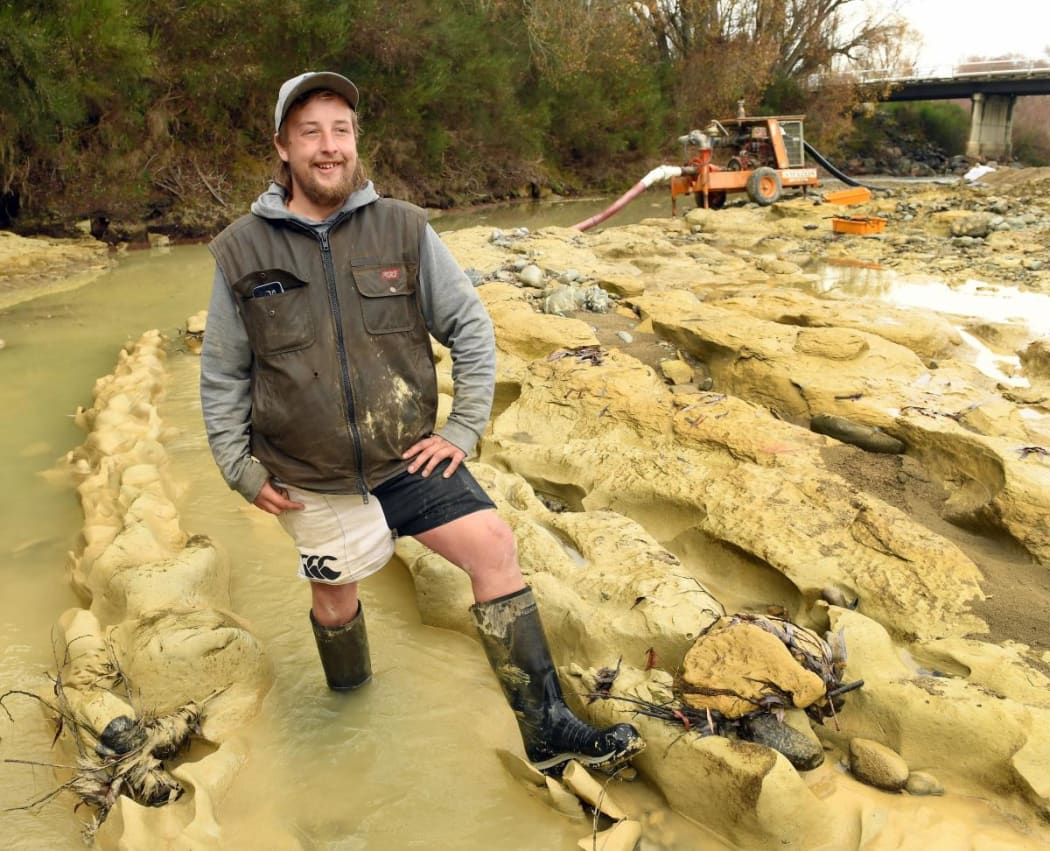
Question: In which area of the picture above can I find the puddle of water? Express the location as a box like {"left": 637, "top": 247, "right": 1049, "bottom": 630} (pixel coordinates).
{"left": 954, "top": 328, "right": 1027, "bottom": 387}
{"left": 813, "top": 265, "right": 1050, "bottom": 339}
{"left": 805, "top": 265, "right": 1049, "bottom": 386}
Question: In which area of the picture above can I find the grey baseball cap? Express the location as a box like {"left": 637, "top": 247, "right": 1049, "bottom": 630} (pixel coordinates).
{"left": 274, "top": 72, "right": 359, "bottom": 131}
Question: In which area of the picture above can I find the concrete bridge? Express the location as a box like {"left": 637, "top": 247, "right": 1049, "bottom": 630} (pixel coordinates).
{"left": 851, "top": 60, "right": 1050, "bottom": 160}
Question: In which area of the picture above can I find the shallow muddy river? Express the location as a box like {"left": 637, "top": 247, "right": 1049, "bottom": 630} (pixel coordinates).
{"left": 1, "top": 196, "right": 1045, "bottom": 849}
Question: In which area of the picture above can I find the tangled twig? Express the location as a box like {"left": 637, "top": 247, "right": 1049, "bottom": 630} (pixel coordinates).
{"left": 2, "top": 650, "right": 227, "bottom": 841}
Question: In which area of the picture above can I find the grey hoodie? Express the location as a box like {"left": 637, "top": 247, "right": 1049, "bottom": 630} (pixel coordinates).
{"left": 199, "top": 181, "right": 495, "bottom": 502}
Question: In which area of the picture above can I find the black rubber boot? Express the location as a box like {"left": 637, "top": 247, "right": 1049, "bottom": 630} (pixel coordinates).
{"left": 310, "top": 603, "right": 372, "bottom": 690}
{"left": 470, "top": 587, "right": 645, "bottom": 775}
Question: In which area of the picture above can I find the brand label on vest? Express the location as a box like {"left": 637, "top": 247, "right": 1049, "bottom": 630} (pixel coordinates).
{"left": 381, "top": 268, "right": 401, "bottom": 282}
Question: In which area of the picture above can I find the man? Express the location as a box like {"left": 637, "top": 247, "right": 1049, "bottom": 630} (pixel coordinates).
{"left": 199, "top": 71, "right": 644, "bottom": 775}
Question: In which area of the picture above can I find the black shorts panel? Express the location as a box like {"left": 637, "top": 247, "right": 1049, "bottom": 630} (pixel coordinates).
{"left": 372, "top": 460, "right": 496, "bottom": 537}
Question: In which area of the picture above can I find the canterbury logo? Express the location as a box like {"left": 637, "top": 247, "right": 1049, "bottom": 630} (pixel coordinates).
{"left": 380, "top": 268, "right": 401, "bottom": 282}
{"left": 300, "top": 554, "right": 341, "bottom": 581}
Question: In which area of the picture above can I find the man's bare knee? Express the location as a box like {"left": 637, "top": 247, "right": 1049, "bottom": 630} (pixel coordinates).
{"left": 311, "top": 582, "right": 359, "bottom": 627}
{"left": 484, "top": 516, "right": 518, "bottom": 565}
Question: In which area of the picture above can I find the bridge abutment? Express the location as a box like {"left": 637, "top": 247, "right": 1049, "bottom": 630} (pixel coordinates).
{"left": 966, "top": 92, "right": 1016, "bottom": 160}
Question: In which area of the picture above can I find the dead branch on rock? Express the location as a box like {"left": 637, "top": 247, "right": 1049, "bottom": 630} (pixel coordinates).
{"left": 2, "top": 662, "right": 227, "bottom": 842}
{"left": 1018, "top": 445, "right": 1049, "bottom": 460}
{"left": 547, "top": 345, "right": 605, "bottom": 365}
{"left": 586, "top": 692, "right": 726, "bottom": 738}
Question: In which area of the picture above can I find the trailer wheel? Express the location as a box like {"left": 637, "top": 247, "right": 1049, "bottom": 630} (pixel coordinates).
{"left": 747, "top": 167, "right": 782, "bottom": 206}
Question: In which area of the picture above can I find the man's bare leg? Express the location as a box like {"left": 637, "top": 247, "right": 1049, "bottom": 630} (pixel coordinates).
{"left": 414, "top": 509, "right": 524, "bottom": 602}
{"left": 311, "top": 581, "right": 360, "bottom": 626}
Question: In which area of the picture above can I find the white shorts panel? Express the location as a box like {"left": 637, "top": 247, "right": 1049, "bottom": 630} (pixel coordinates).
{"left": 276, "top": 486, "right": 395, "bottom": 585}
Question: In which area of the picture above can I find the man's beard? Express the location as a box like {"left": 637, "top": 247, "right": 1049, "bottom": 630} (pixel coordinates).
{"left": 290, "top": 159, "right": 367, "bottom": 210}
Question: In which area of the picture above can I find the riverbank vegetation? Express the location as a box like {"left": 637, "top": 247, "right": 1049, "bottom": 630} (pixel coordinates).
{"left": 0, "top": 0, "right": 1044, "bottom": 239}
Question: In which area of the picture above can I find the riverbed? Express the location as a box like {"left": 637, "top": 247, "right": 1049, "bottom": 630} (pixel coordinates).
{"left": 2, "top": 177, "right": 1048, "bottom": 849}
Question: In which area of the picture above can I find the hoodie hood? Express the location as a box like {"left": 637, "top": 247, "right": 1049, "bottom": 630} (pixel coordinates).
{"left": 250, "top": 180, "right": 380, "bottom": 226}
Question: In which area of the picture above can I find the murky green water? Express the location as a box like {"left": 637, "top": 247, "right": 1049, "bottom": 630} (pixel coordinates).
{"left": 429, "top": 193, "right": 674, "bottom": 232}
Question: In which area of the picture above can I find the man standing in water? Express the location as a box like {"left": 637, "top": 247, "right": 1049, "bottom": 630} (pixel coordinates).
{"left": 199, "top": 71, "right": 643, "bottom": 775}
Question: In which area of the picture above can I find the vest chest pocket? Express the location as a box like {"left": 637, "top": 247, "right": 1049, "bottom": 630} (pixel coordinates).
{"left": 352, "top": 263, "right": 419, "bottom": 334}
{"left": 233, "top": 269, "right": 315, "bottom": 355}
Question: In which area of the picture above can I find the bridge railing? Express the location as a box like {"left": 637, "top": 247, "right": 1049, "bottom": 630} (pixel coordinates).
{"left": 813, "top": 59, "right": 1050, "bottom": 87}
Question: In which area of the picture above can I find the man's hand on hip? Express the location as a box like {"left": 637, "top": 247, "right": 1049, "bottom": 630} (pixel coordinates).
{"left": 403, "top": 434, "right": 466, "bottom": 478}
{"left": 253, "top": 480, "right": 306, "bottom": 515}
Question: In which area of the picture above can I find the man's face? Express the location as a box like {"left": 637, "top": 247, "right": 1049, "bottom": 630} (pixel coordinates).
{"left": 275, "top": 92, "right": 360, "bottom": 219}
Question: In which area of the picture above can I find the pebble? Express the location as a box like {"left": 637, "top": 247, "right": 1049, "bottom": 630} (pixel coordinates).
{"left": 616, "top": 331, "right": 633, "bottom": 344}
{"left": 660, "top": 359, "right": 694, "bottom": 385}
{"left": 849, "top": 738, "right": 909, "bottom": 791}
{"left": 543, "top": 285, "right": 578, "bottom": 316}
{"left": 905, "top": 771, "right": 944, "bottom": 796}
{"left": 185, "top": 311, "right": 207, "bottom": 335}
{"left": 583, "top": 285, "right": 612, "bottom": 313}
{"left": 742, "top": 712, "right": 825, "bottom": 770}
{"left": 518, "top": 264, "right": 544, "bottom": 288}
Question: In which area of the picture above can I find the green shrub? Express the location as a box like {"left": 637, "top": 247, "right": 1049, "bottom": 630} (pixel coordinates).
{"left": 884, "top": 101, "right": 969, "bottom": 154}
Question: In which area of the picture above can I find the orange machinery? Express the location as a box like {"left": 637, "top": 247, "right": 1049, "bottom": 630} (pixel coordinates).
{"left": 670, "top": 115, "right": 820, "bottom": 211}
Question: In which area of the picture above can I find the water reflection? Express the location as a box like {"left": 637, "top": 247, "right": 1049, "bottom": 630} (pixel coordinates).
{"left": 808, "top": 259, "right": 894, "bottom": 297}
{"left": 430, "top": 194, "right": 672, "bottom": 233}
{"left": 812, "top": 263, "right": 1050, "bottom": 340}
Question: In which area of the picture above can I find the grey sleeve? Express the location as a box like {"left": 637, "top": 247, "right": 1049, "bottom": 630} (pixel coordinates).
{"left": 198, "top": 266, "right": 270, "bottom": 502}
{"left": 417, "top": 224, "right": 496, "bottom": 456}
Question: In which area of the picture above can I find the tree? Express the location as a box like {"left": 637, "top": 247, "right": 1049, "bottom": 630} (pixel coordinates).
{"left": 0, "top": 0, "right": 151, "bottom": 205}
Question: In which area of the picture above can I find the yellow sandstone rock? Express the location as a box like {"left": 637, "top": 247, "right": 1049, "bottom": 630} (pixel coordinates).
{"left": 678, "top": 621, "right": 826, "bottom": 717}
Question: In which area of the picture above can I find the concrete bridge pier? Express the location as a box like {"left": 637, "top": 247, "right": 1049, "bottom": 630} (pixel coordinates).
{"left": 966, "top": 92, "right": 1016, "bottom": 160}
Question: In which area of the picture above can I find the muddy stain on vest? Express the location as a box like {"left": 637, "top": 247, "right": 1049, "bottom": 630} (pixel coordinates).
{"left": 366, "top": 372, "right": 423, "bottom": 447}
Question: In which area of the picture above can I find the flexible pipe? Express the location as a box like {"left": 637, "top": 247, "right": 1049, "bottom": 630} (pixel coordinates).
{"left": 572, "top": 165, "right": 684, "bottom": 232}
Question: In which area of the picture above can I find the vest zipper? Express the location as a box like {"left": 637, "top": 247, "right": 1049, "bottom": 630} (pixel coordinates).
{"left": 318, "top": 227, "right": 369, "bottom": 500}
